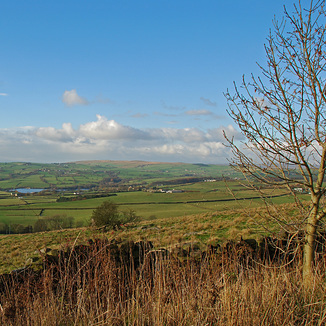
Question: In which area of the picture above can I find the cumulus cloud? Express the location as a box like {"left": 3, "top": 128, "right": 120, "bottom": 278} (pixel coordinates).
{"left": 148, "top": 128, "right": 206, "bottom": 143}
{"left": 79, "top": 115, "right": 149, "bottom": 140}
{"left": 219, "top": 124, "right": 244, "bottom": 141}
{"left": 34, "top": 123, "right": 76, "bottom": 142}
{"left": 200, "top": 97, "right": 217, "bottom": 107}
{"left": 62, "top": 89, "right": 89, "bottom": 107}
{"left": 0, "top": 115, "right": 242, "bottom": 164}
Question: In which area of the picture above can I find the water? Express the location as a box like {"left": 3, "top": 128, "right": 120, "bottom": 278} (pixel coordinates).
{"left": 10, "top": 188, "right": 90, "bottom": 194}
{"left": 11, "top": 188, "right": 44, "bottom": 194}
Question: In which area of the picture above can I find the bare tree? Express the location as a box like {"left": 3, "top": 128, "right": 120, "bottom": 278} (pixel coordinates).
{"left": 224, "top": 0, "right": 326, "bottom": 287}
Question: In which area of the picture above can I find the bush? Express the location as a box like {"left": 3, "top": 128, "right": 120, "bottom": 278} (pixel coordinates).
{"left": 91, "top": 201, "right": 138, "bottom": 229}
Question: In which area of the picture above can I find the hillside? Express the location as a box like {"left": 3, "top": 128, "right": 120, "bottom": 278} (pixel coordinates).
{"left": 0, "top": 160, "right": 237, "bottom": 191}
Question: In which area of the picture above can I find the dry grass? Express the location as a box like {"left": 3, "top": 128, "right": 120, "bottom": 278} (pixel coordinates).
{"left": 0, "top": 240, "right": 325, "bottom": 325}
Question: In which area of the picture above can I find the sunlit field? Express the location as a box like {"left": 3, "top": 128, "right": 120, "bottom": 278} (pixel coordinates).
{"left": 0, "top": 180, "right": 299, "bottom": 227}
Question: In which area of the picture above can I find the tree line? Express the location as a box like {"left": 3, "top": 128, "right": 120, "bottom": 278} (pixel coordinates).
{"left": 0, "top": 214, "right": 78, "bottom": 234}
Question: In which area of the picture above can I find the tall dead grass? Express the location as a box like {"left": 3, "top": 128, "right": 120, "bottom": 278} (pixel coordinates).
{"left": 0, "top": 241, "right": 325, "bottom": 326}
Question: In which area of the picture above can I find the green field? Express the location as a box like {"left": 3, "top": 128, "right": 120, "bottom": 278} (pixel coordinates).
{"left": 0, "top": 181, "right": 300, "bottom": 228}
{"left": 0, "top": 160, "right": 309, "bottom": 233}
{"left": 0, "top": 161, "right": 239, "bottom": 190}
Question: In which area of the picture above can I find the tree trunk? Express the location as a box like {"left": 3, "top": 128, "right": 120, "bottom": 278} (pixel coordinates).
{"left": 303, "top": 216, "right": 317, "bottom": 289}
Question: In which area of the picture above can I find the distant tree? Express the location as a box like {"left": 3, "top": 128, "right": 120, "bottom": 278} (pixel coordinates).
{"left": 34, "top": 214, "right": 75, "bottom": 232}
{"left": 91, "top": 201, "right": 121, "bottom": 229}
{"left": 224, "top": 0, "right": 326, "bottom": 288}
{"left": 0, "top": 223, "right": 9, "bottom": 234}
{"left": 91, "top": 201, "right": 138, "bottom": 229}
{"left": 121, "top": 208, "right": 139, "bottom": 224}
{"left": 34, "top": 219, "right": 48, "bottom": 232}
{"left": 10, "top": 223, "right": 32, "bottom": 234}
{"left": 47, "top": 214, "right": 75, "bottom": 230}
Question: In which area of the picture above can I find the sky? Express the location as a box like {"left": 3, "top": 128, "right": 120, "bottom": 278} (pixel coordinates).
{"left": 0, "top": 0, "right": 308, "bottom": 164}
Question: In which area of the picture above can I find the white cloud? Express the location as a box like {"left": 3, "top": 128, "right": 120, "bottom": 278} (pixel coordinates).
{"left": 0, "top": 93, "right": 8, "bottom": 96}
{"left": 219, "top": 124, "right": 244, "bottom": 141}
{"left": 34, "top": 123, "right": 76, "bottom": 142}
{"left": 62, "top": 89, "right": 89, "bottom": 107}
{"left": 186, "top": 109, "right": 213, "bottom": 116}
{"left": 148, "top": 128, "right": 206, "bottom": 143}
{"left": 79, "top": 115, "right": 149, "bottom": 140}
{"left": 0, "top": 115, "right": 241, "bottom": 164}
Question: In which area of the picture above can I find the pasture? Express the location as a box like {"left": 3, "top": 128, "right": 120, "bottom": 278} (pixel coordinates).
{"left": 0, "top": 161, "right": 237, "bottom": 190}
{"left": 0, "top": 179, "right": 296, "bottom": 228}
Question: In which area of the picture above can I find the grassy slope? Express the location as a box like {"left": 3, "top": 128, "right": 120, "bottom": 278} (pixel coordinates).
{"left": 0, "top": 199, "right": 296, "bottom": 274}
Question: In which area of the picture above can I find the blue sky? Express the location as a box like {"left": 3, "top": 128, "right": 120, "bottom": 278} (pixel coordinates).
{"left": 0, "top": 0, "right": 303, "bottom": 163}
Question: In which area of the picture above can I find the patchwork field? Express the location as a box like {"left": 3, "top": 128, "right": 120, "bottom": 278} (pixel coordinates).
{"left": 0, "top": 161, "right": 236, "bottom": 190}
{"left": 0, "top": 160, "right": 309, "bottom": 273}
{"left": 0, "top": 180, "right": 294, "bottom": 227}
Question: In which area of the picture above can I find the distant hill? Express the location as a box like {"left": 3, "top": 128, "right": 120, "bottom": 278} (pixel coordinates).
{"left": 0, "top": 160, "right": 237, "bottom": 190}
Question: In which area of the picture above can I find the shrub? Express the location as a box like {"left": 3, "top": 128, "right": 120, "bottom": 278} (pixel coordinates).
{"left": 91, "top": 201, "right": 138, "bottom": 229}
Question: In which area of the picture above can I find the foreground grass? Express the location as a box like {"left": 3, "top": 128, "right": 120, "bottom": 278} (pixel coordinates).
{"left": 0, "top": 241, "right": 325, "bottom": 325}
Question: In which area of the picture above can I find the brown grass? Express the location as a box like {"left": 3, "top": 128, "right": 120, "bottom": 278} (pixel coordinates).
{"left": 0, "top": 241, "right": 325, "bottom": 325}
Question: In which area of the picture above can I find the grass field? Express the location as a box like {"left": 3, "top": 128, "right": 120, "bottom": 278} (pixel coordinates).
{"left": 0, "top": 180, "right": 298, "bottom": 228}
{"left": 0, "top": 161, "right": 239, "bottom": 190}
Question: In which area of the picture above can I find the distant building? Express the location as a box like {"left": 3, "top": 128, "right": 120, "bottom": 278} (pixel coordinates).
{"left": 293, "top": 187, "right": 303, "bottom": 192}
{"left": 293, "top": 187, "right": 309, "bottom": 194}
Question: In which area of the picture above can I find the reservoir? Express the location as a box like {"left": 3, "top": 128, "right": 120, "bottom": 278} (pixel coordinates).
{"left": 11, "top": 188, "right": 44, "bottom": 194}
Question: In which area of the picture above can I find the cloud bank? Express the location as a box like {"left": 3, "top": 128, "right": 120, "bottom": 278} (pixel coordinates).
{"left": 0, "top": 115, "right": 242, "bottom": 163}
